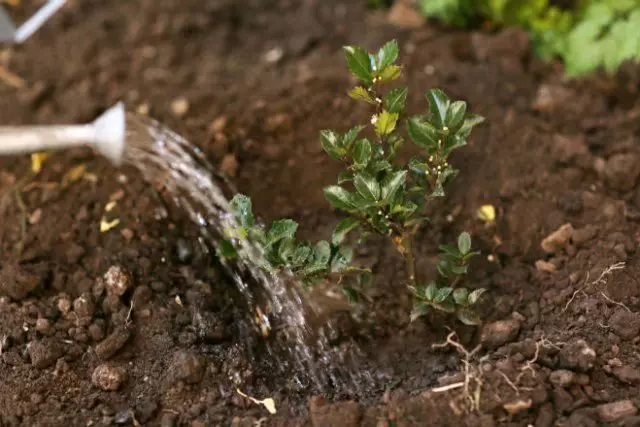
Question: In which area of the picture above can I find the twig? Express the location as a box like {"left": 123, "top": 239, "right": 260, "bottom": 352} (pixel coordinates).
{"left": 431, "top": 382, "right": 465, "bottom": 393}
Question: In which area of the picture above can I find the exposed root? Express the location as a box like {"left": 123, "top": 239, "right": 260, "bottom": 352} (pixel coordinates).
{"left": 431, "top": 332, "right": 483, "bottom": 412}
{"left": 563, "top": 262, "right": 626, "bottom": 313}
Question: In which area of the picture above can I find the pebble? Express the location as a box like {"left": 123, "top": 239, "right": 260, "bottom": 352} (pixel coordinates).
{"left": 531, "top": 84, "right": 574, "bottom": 113}
{"left": 479, "top": 319, "right": 521, "bottom": 349}
{"left": 27, "top": 338, "right": 65, "bottom": 369}
{"left": 597, "top": 399, "right": 637, "bottom": 422}
{"left": 73, "top": 294, "right": 96, "bottom": 318}
{"left": 35, "top": 318, "right": 52, "bottom": 335}
{"left": 171, "top": 350, "right": 205, "bottom": 384}
{"left": 95, "top": 326, "right": 131, "bottom": 360}
{"left": 541, "top": 223, "right": 574, "bottom": 253}
{"left": 171, "top": 97, "right": 190, "bottom": 117}
{"left": 92, "top": 364, "right": 127, "bottom": 391}
{"left": 104, "top": 266, "right": 132, "bottom": 297}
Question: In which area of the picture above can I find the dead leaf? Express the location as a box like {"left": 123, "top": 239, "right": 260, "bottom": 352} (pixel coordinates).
{"left": 236, "top": 389, "right": 276, "bottom": 414}
{"left": 99, "top": 218, "right": 120, "bottom": 232}
{"left": 477, "top": 204, "right": 496, "bottom": 223}
{"left": 31, "top": 152, "right": 52, "bottom": 174}
{"left": 105, "top": 201, "right": 117, "bottom": 212}
{"left": 62, "top": 164, "right": 87, "bottom": 187}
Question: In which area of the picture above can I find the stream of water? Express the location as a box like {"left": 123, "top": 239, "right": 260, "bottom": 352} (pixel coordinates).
{"left": 122, "top": 112, "right": 378, "bottom": 397}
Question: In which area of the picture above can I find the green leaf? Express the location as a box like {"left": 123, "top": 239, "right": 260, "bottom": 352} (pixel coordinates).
{"left": 425, "top": 283, "right": 438, "bottom": 300}
{"left": 353, "top": 139, "right": 373, "bottom": 167}
{"left": 343, "top": 45, "right": 373, "bottom": 83}
{"left": 230, "top": 194, "right": 254, "bottom": 228}
{"left": 468, "top": 288, "right": 487, "bottom": 305}
{"left": 383, "top": 87, "right": 408, "bottom": 114}
{"left": 453, "top": 288, "right": 469, "bottom": 306}
{"left": 278, "top": 236, "right": 297, "bottom": 261}
{"left": 434, "top": 287, "right": 453, "bottom": 303}
{"left": 371, "top": 160, "right": 392, "bottom": 173}
{"left": 354, "top": 172, "right": 381, "bottom": 202}
{"left": 410, "top": 303, "right": 430, "bottom": 322}
{"left": 312, "top": 240, "right": 332, "bottom": 266}
{"left": 343, "top": 126, "right": 363, "bottom": 150}
{"left": 338, "top": 170, "right": 354, "bottom": 184}
{"left": 381, "top": 170, "right": 407, "bottom": 202}
{"left": 219, "top": 239, "right": 237, "bottom": 259}
{"left": 332, "top": 217, "right": 362, "bottom": 245}
{"left": 407, "top": 117, "right": 439, "bottom": 150}
{"left": 348, "top": 86, "right": 376, "bottom": 104}
{"left": 266, "top": 219, "right": 298, "bottom": 246}
{"left": 457, "top": 114, "right": 485, "bottom": 138}
{"left": 457, "top": 232, "right": 471, "bottom": 255}
{"left": 426, "top": 88, "right": 450, "bottom": 128}
{"left": 378, "top": 64, "right": 402, "bottom": 82}
{"left": 320, "top": 130, "right": 346, "bottom": 160}
{"left": 331, "top": 247, "right": 354, "bottom": 272}
{"left": 375, "top": 40, "right": 399, "bottom": 71}
{"left": 375, "top": 110, "right": 399, "bottom": 136}
{"left": 446, "top": 100, "right": 467, "bottom": 130}
{"left": 456, "top": 308, "right": 481, "bottom": 325}
{"left": 324, "top": 186, "right": 358, "bottom": 211}
{"left": 292, "top": 245, "right": 312, "bottom": 266}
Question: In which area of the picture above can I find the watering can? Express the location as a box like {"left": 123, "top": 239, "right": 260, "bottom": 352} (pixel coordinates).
{"left": 0, "top": 102, "right": 127, "bottom": 165}
{"left": 0, "top": 0, "right": 66, "bottom": 43}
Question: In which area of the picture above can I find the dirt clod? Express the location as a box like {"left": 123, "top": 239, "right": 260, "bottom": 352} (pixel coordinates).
{"left": 597, "top": 399, "right": 637, "bottom": 422}
{"left": 605, "top": 153, "right": 640, "bottom": 192}
{"left": 92, "top": 363, "right": 128, "bottom": 391}
{"left": 309, "top": 396, "right": 362, "bottom": 427}
{"left": 480, "top": 319, "right": 521, "bottom": 349}
{"left": 0, "top": 263, "right": 45, "bottom": 300}
{"left": 609, "top": 308, "right": 640, "bottom": 340}
{"left": 541, "top": 223, "right": 574, "bottom": 253}
{"left": 549, "top": 370, "right": 576, "bottom": 388}
{"left": 171, "top": 350, "right": 206, "bottom": 384}
{"left": 611, "top": 365, "right": 640, "bottom": 384}
{"left": 27, "top": 338, "right": 65, "bottom": 369}
{"left": 104, "top": 266, "right": 132, "bottom": 297}
{"left": 558, "top": 338, "right": 596, "bottom": 372}
{"left": 94, "top": 326, "right": 131, "bottom": 360}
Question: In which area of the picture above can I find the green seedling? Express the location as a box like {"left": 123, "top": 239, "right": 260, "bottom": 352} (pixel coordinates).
{"left": 223, "top": 40, "right": 486, "bottom": 325}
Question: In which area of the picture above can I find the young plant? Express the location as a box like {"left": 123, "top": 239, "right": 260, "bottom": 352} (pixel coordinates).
{"left": 223, "top": 40, "right": 486, "bottom": 325}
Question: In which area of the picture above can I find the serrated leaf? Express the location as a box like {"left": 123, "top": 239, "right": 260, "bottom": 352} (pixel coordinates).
{"left": 375, "top": 110, "right": 399, "bottom": 136}
{"left": 453, "top": 288, "right": 469, "bottom": 305}
{"left": 410, "top": 303, "right": 430, "bottom": 322}
{"left": 375, "top": 40, "right": 399, "bottom": 71}
{"left": 292, "top": 245, "right": 312, "bottom": 266}
{"left": 383, "top": 88, "right": 407, "bottom": 115}
{"left": 426, "top": 88, "right": 450, "bottom": 128}
{"left": 446, "top": 100, "right": 467, "bottom": 130}
{"left": 425, "top": 283, "right": 438, "bottom": 300}
{"left": 457, "top": 114, "right": 485, "bottom": 138}
{"left": 324, "top": 186, "right": 358, "bottom": 211}
{"left": 456, "top": 308, "right": 481, "bottom": 326}
{"left": 468, "top": 288, "right": 487, "bottom": 305}
{"left": 343, "top": 45, "right": 373, "bottom": 83}
{"left": 348, "top": 86, "right": 376, "bottom": 104}
{"left": 381, "top": 170, "right": 407, "bottom": 203}
{"left": 230, "top": 194, "right": 254, "bottom": 228}
{"left": 407, "top": 117, "right": 439, "bottom": 150}
{"left": 354, "top": 172, "right": 381, "bottom": 202}
{"left": 434, "top": 287, "right": 453, "bottom": 303}
{"left": 353, "top": 139, "right": 373, "bottom": 167}
{"left": 332, "top": 217, "right": 362, "bottom": 245}
{"left": 379, "top": 64, "right": 402, "bottom": 82}
{"left": 266, "top": 220, "right": 298, "bottom": 246}
{"left": 457, "top": 232, "right": 471, "bottom": 255}
{"left": 312, "top": 240, "right": 332, "bottom": 267}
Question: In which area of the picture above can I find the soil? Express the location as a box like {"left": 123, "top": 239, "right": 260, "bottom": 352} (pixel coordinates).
{"left": 2, "top": 1, "right": 640, "bottom": 426}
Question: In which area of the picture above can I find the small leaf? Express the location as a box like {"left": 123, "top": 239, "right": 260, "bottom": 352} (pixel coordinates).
{"left": 383, "top": 87, "right": 408, "bottom": 114}
{"left": 348, "top": 86, "right": 376, "bottom": 104}
{"left": 457, "top": 232, "right": 472, "bottom": 255}
{"left": 230, "top": 194, "right": 254, "bottom": 228}
{"left": 375, "top": 40, "right": 399, "bottom": 71}
{"left": 278, "top": 236, "right": 296, "bottom": 261}
{"left": 332, "top": 218, "right": 361, "bottom": 245}
{"left": 434, "top": 287, "right": 453, "bottom": 303}
{"left": 371, "top": 160, "right": 392, "bottom": 173}
{"left": 456, "top": 308, "right": 481, "bottom": 326}
{"left": 468, "top": 288, "right": 487, "bottom": 305}
{"left": 354, "top": 172, "right": 381, "bottom": 202}
{"left": 331, "top": 246, "right": 354, "bottom": 272}
{"left": 353, "top": 139, "right": 373, "bottom": 167}
{"left": 426, "top": 88, "right": 450, "bottom": 128}
{"left": 410, "top": 303, "right": 430, "bottom": 322}
{"left": 375, "top": 110, "right": 399, "bottom": 136}
{"left": 266, "top": 219, "right": 298, "bottom": 246}
{"left": 476, "top": 204, "right": 496, "bottom": 222}
{"left": 457, "top": 114, "right": 485, "bottom": 138}
{"left": 219, "top": 239, "right": 237, "bottom": 258}
{"left": 343, "top": 45, "right": 373, "bottom": 83}
{"left": 381, "top": 170, "right": 407, "bottom": 203}
{"left": 407, "top": 117, "right": 439, "bottom": 150}
{"left": 425, "top": 283, "right": 438, "bottom": 300}
{"left": 343, "top": 126, "right": 363, "bottom": 149}
{"left": 453, "top": 288, "right": 469, "bottom": 305}
{"left": 324, "top": 186, "right": 358, "bottom": 211}
{"left": 379, "top": 65, "right": 402, "bottom": 82}
{"left": 446, "top": 100, "right": 467, "bottom": 130}
{"left": 292, "top": 245, "right": 312, "bottom": 266}
{"left": 338, "top": 170, "right": 354, "bottom": 184}
{"left": 312, "top": 241, "right": 332, "bottom": 267}
{"left": 320, "top": 130, "right": 345, "bottom": 160}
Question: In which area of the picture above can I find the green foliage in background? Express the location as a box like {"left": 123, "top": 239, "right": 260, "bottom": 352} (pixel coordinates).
{"left": 417, "top": 0, "right": 640, "bottom": 77}
{"left": 222, "top": 41, "right": 487, "bottom": 325}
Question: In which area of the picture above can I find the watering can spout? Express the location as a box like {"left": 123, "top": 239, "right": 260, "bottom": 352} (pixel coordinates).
{"left": 93, "top": 102, "right": 126, "bottom": 166}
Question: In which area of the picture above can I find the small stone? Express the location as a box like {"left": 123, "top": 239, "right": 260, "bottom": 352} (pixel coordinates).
{"left": 388, "top": 0, "right": 425, "bottom": 29}
{"left": 263, "top": 47, "right": 284, "bottom": 64}
{"left": 612, "top": 365, "right": 640, "bottom": 384}
{"left": 171, "top": 350, "right": 205, "bottom": 384}
{"left": 597, "top": 400, "right": 637, "bottom": 422}
{"left": 532, "top": 84, "right": 574, "bottom": 113}
{"left": 171, "top": 97, "right": 190, "bottom": 118}
{"left": 558, "top": 338, "right": 596, "bottom": 372}
{"left": 27, "top": 338, "right": 65, "bottom": 369}
{"left": 605, "top": 153, "right": 640, "bottom": 192}
{"left": 209, "top": 116, "right": 228, "bottom": 134}
{"left": 104, "top": 266, "right": 132, "bottom": 297}
{"left": 95, "top": 327, "right": 131, "bottom": 360}
{"left": 609, "top": 308, "right": 640, "bottom": 340}
{"left": 219, "top": 154, "right": 238, "bottom": 178}
{"left": 35, "top": 318, "right": 52, "bottom": 335}
{"left": 549, "top": 370, "right": 576, "bottom": 388}
{"left": 92, "top": 364, "right": 127, "bottom": 391}
{"left": 535, "top": 260, "right": 557, "bottom": 273}
{"left": 541, "top": 223, "right": 574, "bottom": 253}
{"left": 480, "top": 319, "right": 521, "bottom": 349}
{"left": 73, "top": 294, "right": 96, "bottom": 318}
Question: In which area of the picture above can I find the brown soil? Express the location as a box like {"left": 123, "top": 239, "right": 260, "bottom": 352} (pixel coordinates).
{"left": 2, "top": 1, "right": 640, "bottom": 426}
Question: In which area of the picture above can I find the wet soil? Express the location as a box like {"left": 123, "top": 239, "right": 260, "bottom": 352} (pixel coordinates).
{"left": 2, "top": 1, "right": 640, "bottom": 426}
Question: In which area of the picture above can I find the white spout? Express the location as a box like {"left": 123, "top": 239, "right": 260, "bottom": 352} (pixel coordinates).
{"left": 92, "top": 102, "right": 126, "bottom": 165}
